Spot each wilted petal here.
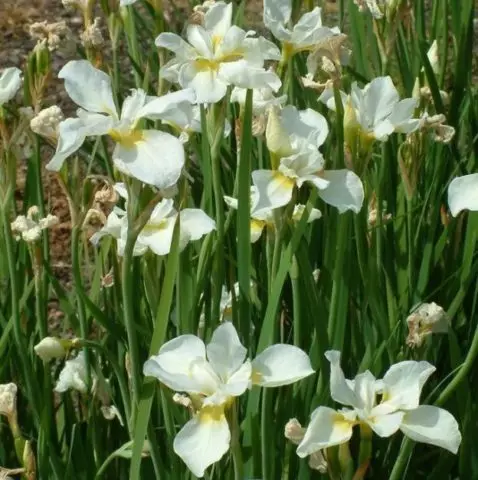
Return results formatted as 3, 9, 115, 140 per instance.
251, 344, 314, 387
297, 406, 354, 456
55, 352, 89, 393
0, 67, 22, 105
173, 407, 231, 477
381, 360, 436, 411
143, 335, 208, 392
59, 60, 117, 117
325, 350, 362, 408
448, 174, 478, 217
318, 170, 364, 213
251, 170, 294, 212
113, 130, 184, 190
400, 405, 461, 454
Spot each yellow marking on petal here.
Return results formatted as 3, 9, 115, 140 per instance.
109, 129, 144, 149
141, 219, 169, 233
251, 369, 263, 385
199, 405, 226, 423
194, 51, 244, 72
333, 413, 355, 432
272, 171, 296, 192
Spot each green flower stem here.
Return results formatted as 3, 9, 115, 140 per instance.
338, 442, 354, 480
261, 388, 274, 480
290, 255, 301, 346
357, 423, 372, 479
129, 223, 180, 480
71, 224, 92, 389
231, 402, 244, 480
237, 89, 253, 340
0, 189, 40, 422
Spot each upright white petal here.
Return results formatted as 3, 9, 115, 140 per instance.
113, 130, 184, 190
291, 8, 335, 50
0, 67, 22, 105
448, 174, 478, 217
325, 350, 362, 409
400, 405, 461, 454
318, 170, 364, 213
139, 216, 177, 256
206, 322, 247, 381
388, 98, 420, 134
90, 211, 123, 246
204, 2, 233, 38
364, 76, 399, 129
173, 407, 231, 477
143, 335, 208, 392
251, 170, 294, 212
297, 406, 354, 456
252, 344, 314, 387
281, 106, 329, 148
381, 360, 436, 411
120, 89, 148, 122
263, 0, 292, 39
59, 61, 117, 117
354, 371, 376, 412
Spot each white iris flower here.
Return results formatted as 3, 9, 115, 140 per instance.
320, 76, 420, 145
91, 183, 215, 256
263, 0, 340, 60
144, 322, 314, 477
47, 60, 195, 191
447, 173, 478, 217
155, 2, 281, 104
252, 106, 364, 214
224, 187, 321, 243
296, 351, 462, 459
0, 67, 22, 106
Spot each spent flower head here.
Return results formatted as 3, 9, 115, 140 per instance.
143, 322, 314, 476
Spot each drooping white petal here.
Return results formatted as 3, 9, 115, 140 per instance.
179, 209, 216, 246
143, 335, 208, 392
206, 322, 247, 381
59, 60, 117, 117
219, 61, 281, 91
251, 170, 294, 212
173, 408, 231, 478
113, 130, 184, 190
297, 406, 354, 456
139, 216, 177, 256
90, 211, 124, 246
367, 410, 404, 437
46, 118, 86, 171
318, 169, 364, 213
251, 344, 314, 387
381, 360, 436, 411
448, 174, 478, 217
179, 64, 228, 104
400, 405, 462, 454
325, 350, 362, 409
137, 88, 196, 122
0, 67, 22, 105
